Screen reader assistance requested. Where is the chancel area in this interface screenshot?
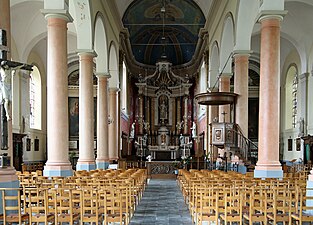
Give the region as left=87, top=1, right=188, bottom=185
left=1, top=0, right=313, bottom=224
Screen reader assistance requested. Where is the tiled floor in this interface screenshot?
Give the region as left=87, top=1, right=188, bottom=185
left=129, top=179, right=193, bottom=225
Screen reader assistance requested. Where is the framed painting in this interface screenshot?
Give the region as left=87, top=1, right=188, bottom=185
left=69, top=97, right=97, bottom=137
left=248, top=98, right=259, bottom=140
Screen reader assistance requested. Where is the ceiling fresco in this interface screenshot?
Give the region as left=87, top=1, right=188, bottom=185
left=123, top=0, right=206, bottom=66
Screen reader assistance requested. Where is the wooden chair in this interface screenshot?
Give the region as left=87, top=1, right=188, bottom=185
left=80, top=188, right=101, bottom=225
left=103, top=187, right=128, bottom=225
left=290, top=187, right=313, bottom=224
left=51, top=188, right=80, bottom=224
left=196, top=187, right=219, bottom=225
left=242, top=187, right=266, bottom=225
left=266, top=187, right=294, bottom=225
left=219, top=188, right=243, bottom=225
left=24, top=187, right=54, bottom=224
left=0, top=188, right=29, bottom=224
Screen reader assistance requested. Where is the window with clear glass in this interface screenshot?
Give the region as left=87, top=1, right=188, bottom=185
left=29, top=66, right=42, bottom=130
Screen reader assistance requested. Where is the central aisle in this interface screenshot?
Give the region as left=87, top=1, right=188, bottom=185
left=129, top=179, right=193, bottom=225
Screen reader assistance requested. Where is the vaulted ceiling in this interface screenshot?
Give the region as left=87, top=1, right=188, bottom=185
left=120, top=0, right=206, bottom=66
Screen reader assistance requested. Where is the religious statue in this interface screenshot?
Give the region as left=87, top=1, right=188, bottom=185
left=159, top=100, right=167, bottom=120
left=191, top=121, right=197, bottom=138
left=130, top=122, right=135, bottom=139
left=179, top=134, right=184, bottom=146
left=0, top=61, right=25, bottom=120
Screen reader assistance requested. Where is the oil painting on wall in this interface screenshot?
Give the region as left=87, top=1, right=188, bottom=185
left=69, top=97, right=97, bottom=137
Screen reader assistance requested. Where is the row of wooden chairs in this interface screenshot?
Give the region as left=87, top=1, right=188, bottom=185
left=190, top=186, right=313, bottom=225
left=177, top=169, right=313, bottom=224
left=1, top=186, right=133, bottom=225
left=1, top=168, right=147, bottom=224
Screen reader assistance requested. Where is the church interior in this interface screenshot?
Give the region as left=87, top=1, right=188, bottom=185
left=1, top=0, right=313, bottom=224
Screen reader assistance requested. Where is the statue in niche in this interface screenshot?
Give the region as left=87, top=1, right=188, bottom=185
left=130, top=122, right=135, bottom=139
left=159, top=100, right=167, bottom=119
left=191, top=121, right=197, bottom=138
left=158, top=96, right=168, bottom=123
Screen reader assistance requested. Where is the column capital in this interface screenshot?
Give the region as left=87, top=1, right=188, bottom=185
left=41, top=9, right=73, bottom=22
left=257, top=10, right=288, bottom=23
left=233, top=50, right=253, bottom=57
left=220, top=73, right=233, bottom=79
left=109, top=87, right=120, bottom=93
left=77, top=50, right=97, bottom=57
left=96, top=72, right=111, bottom=79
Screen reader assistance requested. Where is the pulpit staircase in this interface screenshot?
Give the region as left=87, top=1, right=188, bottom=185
left=210, top=122, right=258, bottom=170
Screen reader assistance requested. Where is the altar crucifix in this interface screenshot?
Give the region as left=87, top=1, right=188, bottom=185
left=0, top=28, right=33, bottom=151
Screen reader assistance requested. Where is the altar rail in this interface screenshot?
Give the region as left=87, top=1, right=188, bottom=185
left=146, top=161, right=177, bottom=179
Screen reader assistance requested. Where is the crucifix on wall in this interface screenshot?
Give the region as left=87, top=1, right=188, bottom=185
left=0, top=29, right=33, bottom=152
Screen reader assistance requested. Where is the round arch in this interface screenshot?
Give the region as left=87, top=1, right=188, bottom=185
left=109, top=42, right=119, bottom=88
left=220, top=14, right=235, bottom=74
left=94, top=12, right=108, bottom=74
left=208, top=41, right=220, bottom=90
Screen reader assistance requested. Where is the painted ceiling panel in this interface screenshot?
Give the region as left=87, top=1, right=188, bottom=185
left=123, top=0, right=205, bottom=66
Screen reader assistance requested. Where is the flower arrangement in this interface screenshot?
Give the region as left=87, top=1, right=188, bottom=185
left=204, top=152, right=211, bottom=162
left=146, top=155, right=152, bottom=162
left=181, top=155, right=192, bottom=165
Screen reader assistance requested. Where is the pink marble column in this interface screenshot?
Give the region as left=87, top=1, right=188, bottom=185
left=219, top=74, right=232, bottom=122
left=43, top=13, right=73, bottom=177
left=254, top=16, right=283, bottom=178
left=208, top=103, right=219, bottom=161
left=76, top=52, right=96, bottom=171
left=96, top=73, right=110, bottom=169
left=234, top=52, right=250, bottom=138
left=0, top=0, right=10, bottom=57
left=0, top=0, right=18, bottom=187
left=108, top=87, right=119, bottom=161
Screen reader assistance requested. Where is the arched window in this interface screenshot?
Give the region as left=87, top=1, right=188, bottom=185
left=29, top=65, right=41, bottom=130
left=285, top=65, right=298, bottom=129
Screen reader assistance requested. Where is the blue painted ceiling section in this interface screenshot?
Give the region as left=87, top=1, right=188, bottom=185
left=123, top=0, right=206, bottom=66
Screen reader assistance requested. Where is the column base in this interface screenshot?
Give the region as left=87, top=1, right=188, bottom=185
left=96, top=161, right=110, bottom=169
left=76, top=161, right=96, bottom=171
left=43, top=164, right=73, bottom=177
left=254, top=168, right=283, bottom=178
left=0, top=167, right=19, bottom=214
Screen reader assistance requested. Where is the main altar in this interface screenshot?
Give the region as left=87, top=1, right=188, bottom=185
left=132, top=61, right=194, bottom=163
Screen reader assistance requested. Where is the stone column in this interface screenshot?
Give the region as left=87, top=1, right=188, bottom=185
left=254, top=15, right=283, bottom=178
left=219, top=73, right=232, bottom=123
left=42, top=9, right=73, bottom=177
left=208, top=88, right=219, bottom=162
left=0, top=0, right=10, bottom=58
left=234, top=51, right=250, bottom=138
left=76, top=51, right=96, bottom=171
left=96, top=73, right=110, bottom=169
left=108, top=87, right=119, bottom=161
left=0, top=0, right=19, bottom=194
